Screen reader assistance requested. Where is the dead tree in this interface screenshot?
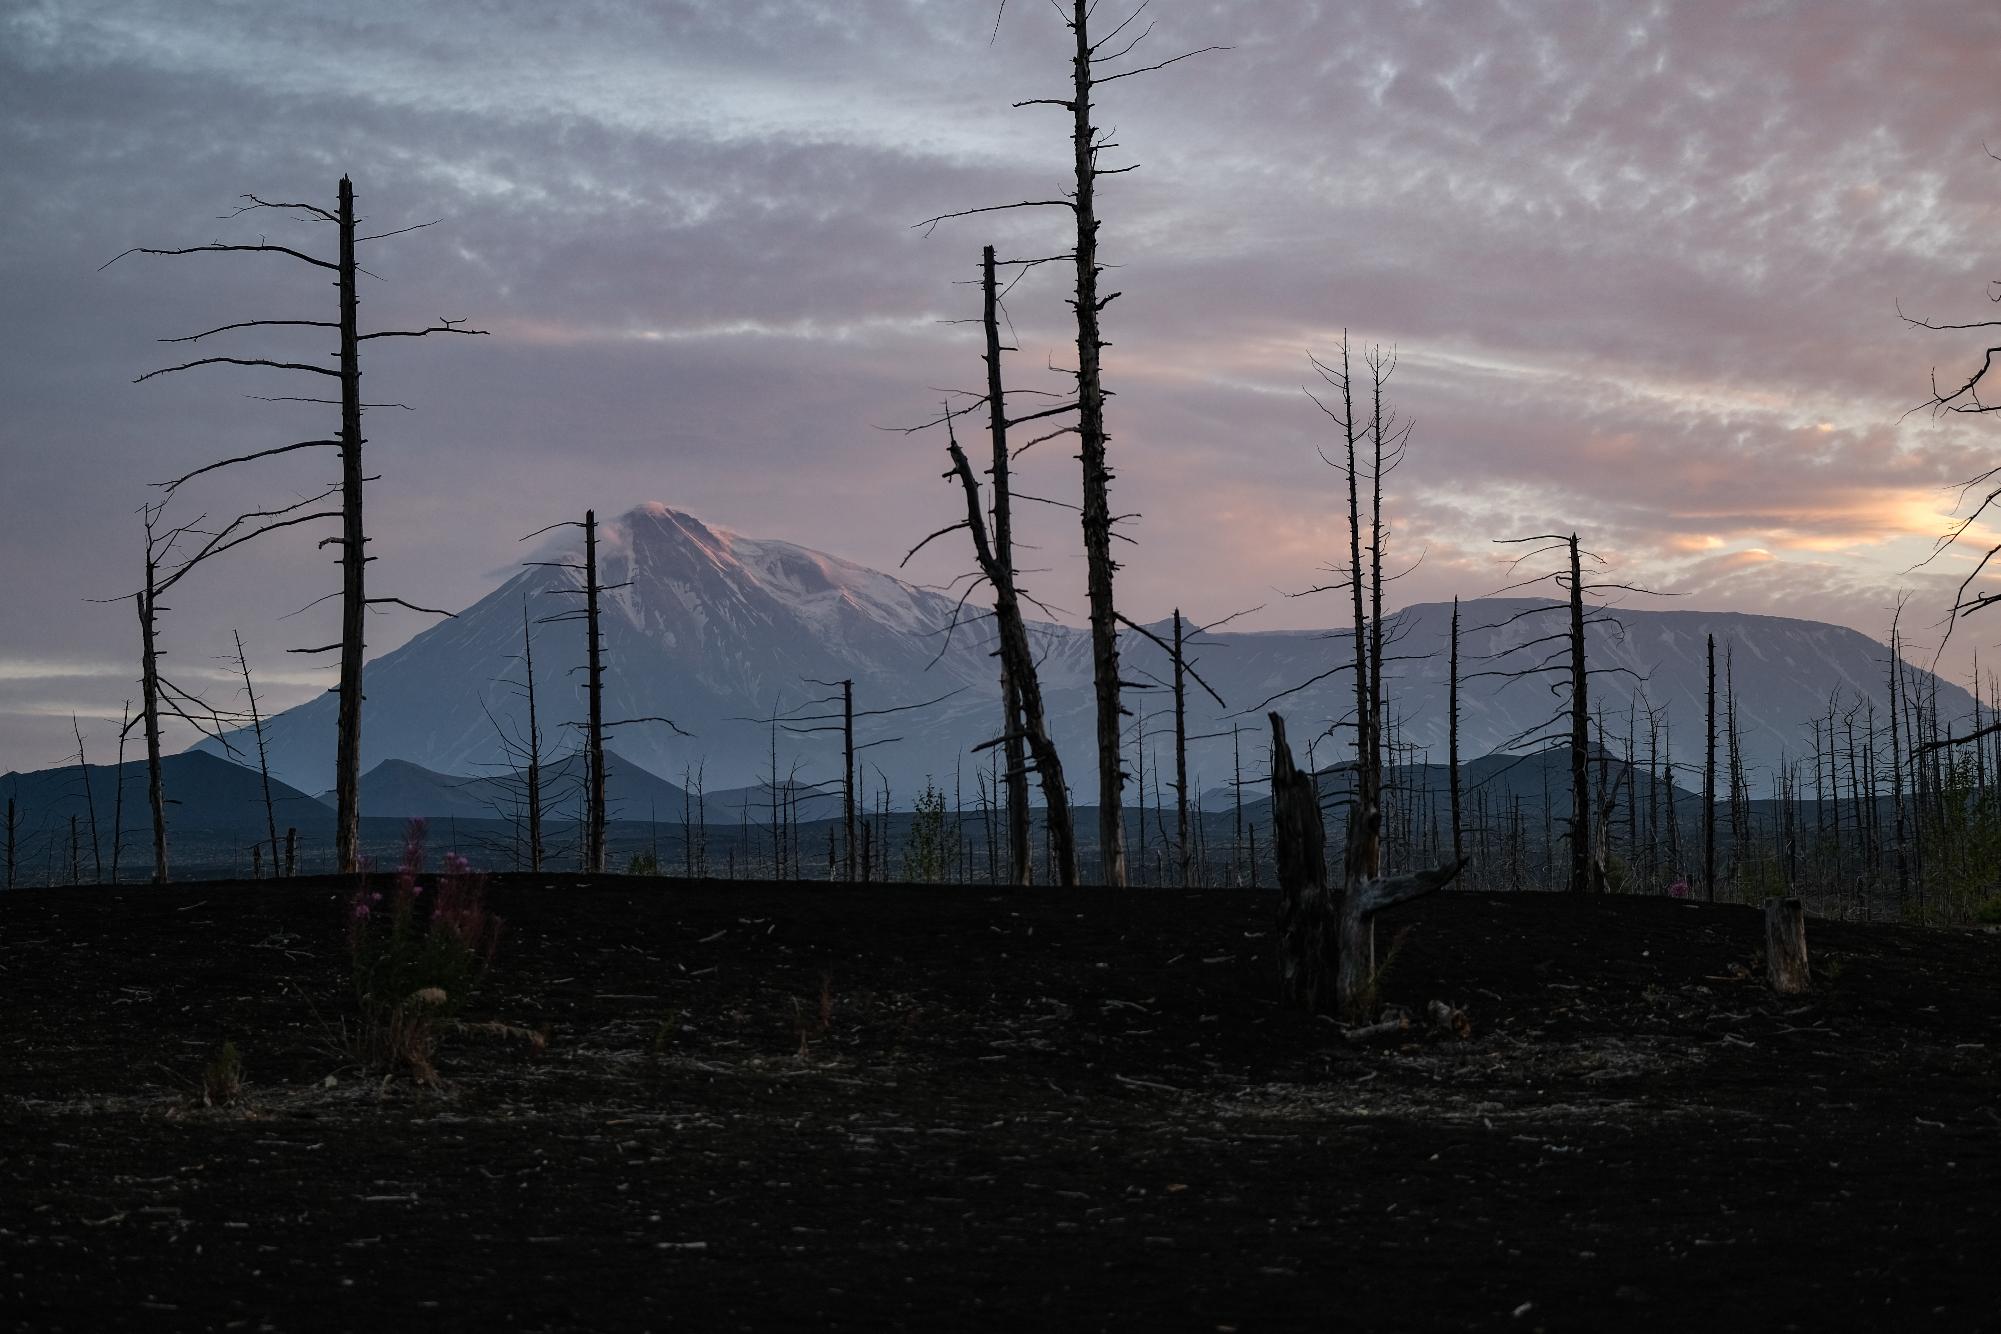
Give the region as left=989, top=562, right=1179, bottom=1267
left=110, top=701, right=130, bottom=884
left=981, top=248, right=1034, bottom=887
left=521, top=603, right=545, bottom=873
left=1567, top=536, right=1591, bottom=893
left=918, top=5, right=1222, bottom=886
left=1705, top=633, right=1718, bottom=902
left=1258, top=338, right=1427, bottom=896
left=1449, top=597, right=1464, bottom=866
left=524, top=511, right=610, bottom=872
left=909, top=403, right=1081, bottom=885
left=137, top=576, right=166, bottom=882
left=232, top=630, right=282, bottom=878
left=523, top=510, right=685, bottom=873
left=844, top=681, right=857, bottom=879
left=1115, top=606, right=1249, bottom=886
left=780, top=680, right=954, bottom=879
left=117, top=505, right=244, bottom=883
left=1765, top=897, right=1811, bottom=993
left=1904, top=177, right=2001, bottom=633
left=1271, top=713, right=1463, bottom=1019
left=1888, top=608, right=1911, bottom=908
left=69, top=716, right=102, bottom=883
left=1476, top=534, right=1664, bottom=892
left=108, top=179, right=484, bottom=872
left=583, top=511, right=607, bottom=872
left=901, top=251, right=1087, bottom=884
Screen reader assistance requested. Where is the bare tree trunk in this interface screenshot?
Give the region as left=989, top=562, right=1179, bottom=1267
left=1066, top=1, right=1126, bottom=887
left=1567, top=534, right=1591, bottom=893
left=1888, top=618, right=1909, bottom=910
left=1727, top=643, right=1747, bottom=880
left=1367, top=352, right=1390, bottom=848
left=334, top=176, right=366, bottom=874
left=1173, top=610, right=1192, bottom=886
left=1272, top=712, right=1463, bottom=1020
left=1271, top=713, right=1332, bottom=1010
left=1704, top=633, right=1718, bottom=902
left=71, top=716, right=101, bottom=883
left=523, top=603, right=544, bottom=873
left=110, top=701, right=130, bottom=884
left=584, top=509, right=607, bottom=873
left=138, top=585, right=168, bottom=884
left=843, top=679, right=857, bottom=881
left=1765, top=897, right=1811, bottom=994
left=4, top=797, right=16, bottom=889
left=981, top=247, right=1034, bottom=888
left=234, top=630, right=280, bottom=879
left=942, top=424, right=1079, bottom=885
left=1449, top=597, right=1463, bottom=867
left=1232, top=724, right=1244, bottom=886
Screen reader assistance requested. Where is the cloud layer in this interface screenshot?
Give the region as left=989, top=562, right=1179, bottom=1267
left=3, top=0, right=1998, bottom=767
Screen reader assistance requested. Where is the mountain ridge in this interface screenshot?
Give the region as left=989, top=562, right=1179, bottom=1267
left=198, top=504, right=1978, bottom=804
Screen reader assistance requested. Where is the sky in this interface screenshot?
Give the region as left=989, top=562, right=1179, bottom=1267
left=2, top=0, right=1998, bottom=772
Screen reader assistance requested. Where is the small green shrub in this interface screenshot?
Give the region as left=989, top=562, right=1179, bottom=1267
left=626, top=850, right=661, bottom=876
left=902, top=780, right=957, bottom=882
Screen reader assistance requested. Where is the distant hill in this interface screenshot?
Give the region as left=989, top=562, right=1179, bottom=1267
left=201, top=504, right=1979, bottom=805
left=0, top=751, right=330, bottom=880
left=326, top=749, right=690, bottom=824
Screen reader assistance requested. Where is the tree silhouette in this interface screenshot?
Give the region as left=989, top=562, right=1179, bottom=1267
left=107, top=179, right=485, bottom=872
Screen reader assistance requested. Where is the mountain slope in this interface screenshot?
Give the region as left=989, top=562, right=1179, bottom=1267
left=203, top=504, right=1976, bottom=805
left=333, top=750, right=690, bottom=824
left=1, top=751, right=330, bottom=878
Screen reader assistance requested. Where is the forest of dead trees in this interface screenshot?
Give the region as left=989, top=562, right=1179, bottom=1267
left=6, top=2, right=2000, bottom=945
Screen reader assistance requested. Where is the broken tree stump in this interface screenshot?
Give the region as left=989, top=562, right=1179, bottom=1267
left=1765, top=897, right=1810, bottom=994
left=1270, top=712, right=1469, bottom=1021
left=1270, top=713, right=1333, bottom=1012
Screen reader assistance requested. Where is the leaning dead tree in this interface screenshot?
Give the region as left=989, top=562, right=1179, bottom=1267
left=902, top=243, right=1086, bottom=886
left=68, top=716, right=103, bottom=884
left=919, top=4, right=1222, bottom=884
left=906, top=394, right=1082, bottom=886
left=475, top=598, right=554, bottom=872
left=518, top=602, right=546, bottom=873
left=982, top=246, right=1034, bottom=886
left=232, top=630, right=283, bottom=879
left=107, top=179, right=485, bottom=872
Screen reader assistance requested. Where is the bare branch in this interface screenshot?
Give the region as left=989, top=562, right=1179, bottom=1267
left=365, top=597, right=457, bottom=617
left=100, top=242, right=335, bottom=273
left=135, top=355, right=338, bottom=384
left=155, top=439, right=339, bottom=494
left=160, top=318, right=339, bottom=344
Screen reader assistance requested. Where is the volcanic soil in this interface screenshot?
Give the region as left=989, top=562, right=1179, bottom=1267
left=2, top=876, right=1997, bottom=1332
